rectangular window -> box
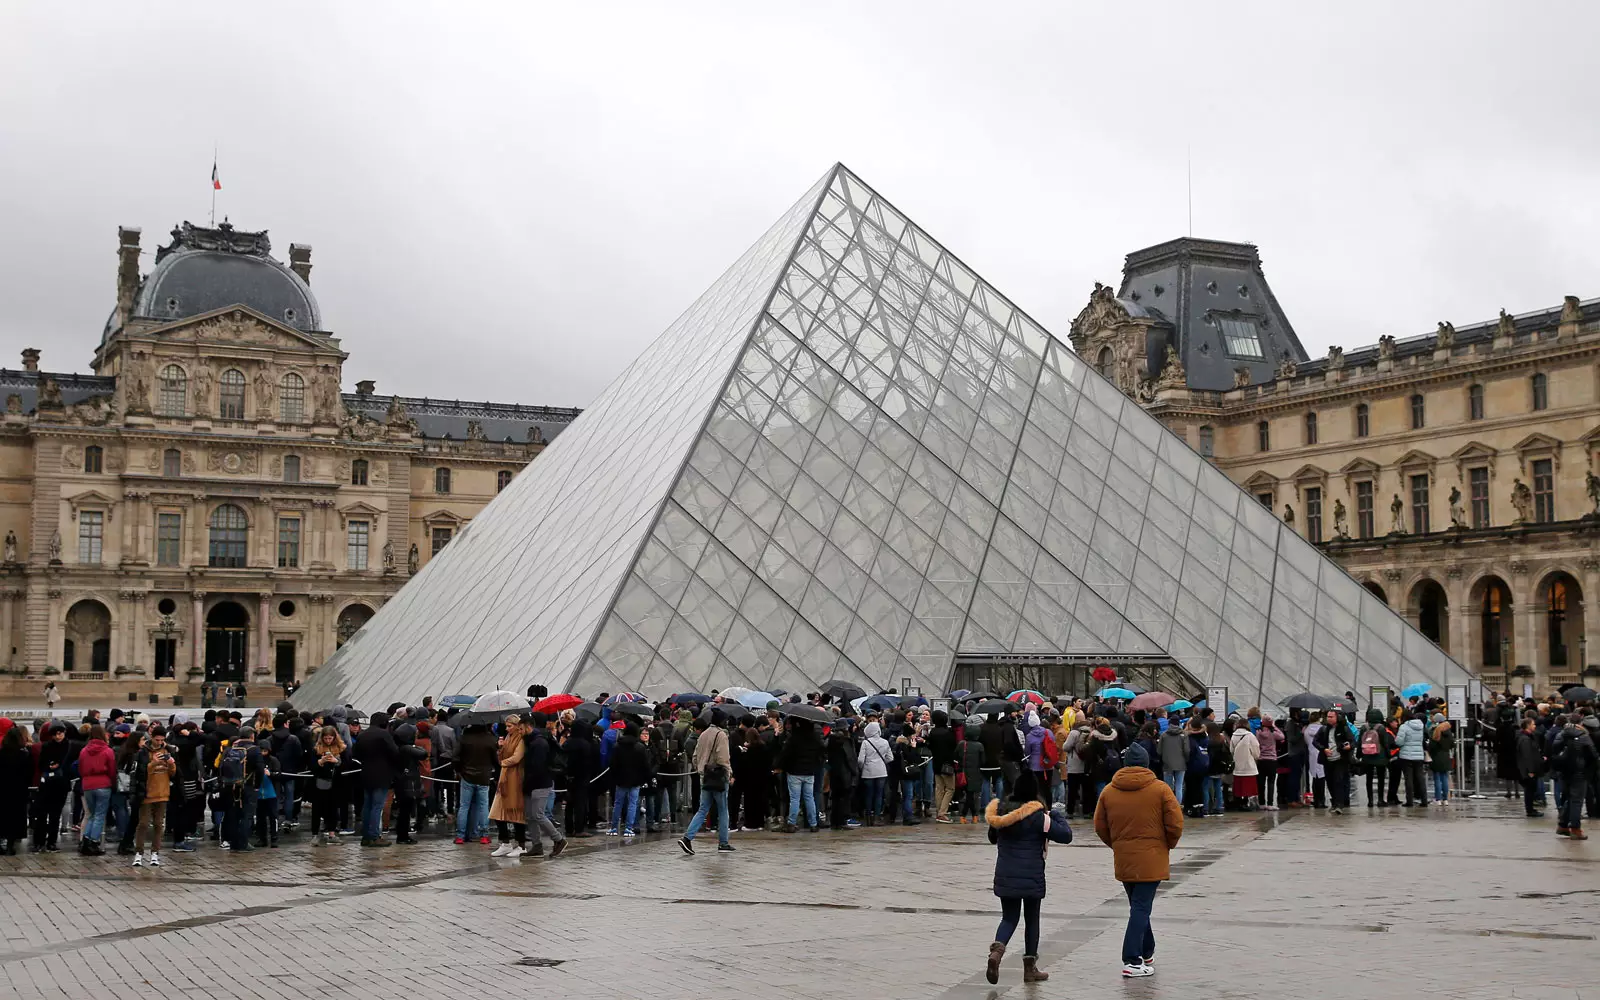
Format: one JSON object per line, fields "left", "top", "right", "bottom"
{"left": 431, "top": 526, "right": 453, "bottom": 556}
{"left": 1410, "top": 394, "right": 1426, "bottom": 429}
{"left": 1531, "top": 374, "right": 1548, "bottom": 412}
{"left": 435, "top": 467, "right": 452, "bottom": 494}
{"left": 157, "top": 513, "right": 182, "bottom": 566}
{"left": 283, "top": 455, "right": 300, "bottom": 483}
{"left": 1304, "top": 412, "right": 1318, "bottom": 445}
{"left": 1469, "top": 384, "right": 1484, "bottom": 421}
{"left": 1533, "top": 458, "right": 1555, "bottom": 523}
{"left": 162, "top": 449, "right": 182, "bottom": 478}
{"left": 277, "top": 517, "right": 300, "bottom": 568}
{"left": 1256, "top": 492, "right": 1273, "bottom": 509}
{"left": 497, "top": 469, "right": 514, "bottom": 492}
{"left": 351, "top": 460, "right": 369, "bottom": 486}
{"left": 1305, "top": 486, "right": 1322, "bottom": 543}
{"left": 84, "top": 446, "right": 102, "bottom": 473}
{"left": 1356, "top": 404, "right": 1369, "bottom": 438}
{"left": 1469, "top": 467, "right": 1490, "bottom": 529}
{"left": 1198, "top": 425, "right": 1214, "bottom": 458}
{"left": 347, "top": 520, "right": 369, "bottom": 571}
{"left": 1257, "top": 421, "right": 1270, "bottom": 452}
{"left": 1217, "top": 317, "right": 1264, "bottom": 360}
{"left": 219, "top": 370, "right": 246, "bottom": 420}
{"left": 78, "top": 511, "right": 104, "bottom": 564}
{"left": 1410, "top": 474, "right": 1430, "bottom": 534}
{"left": 1356, "top": 481, "right": 1374, "bottom": 540}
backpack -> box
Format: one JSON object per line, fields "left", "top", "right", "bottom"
{"left": 1550, "top": 734, "right": 1573, "bottom": 773}
{"left": 1360, "top": 727, "right": 1383, "bottom": 757}
{"left": 1187, "top": 737, "right": 1210, "bottom": 772}
{"left": 1102, "top": 742, "right": 1123, "bottom": 773}
{"left": 548, "top": 740, "right": 568, "bottom": 788}
{"left": 218, "top": 744, "right": 248, "bottom": 789}
{"left": 1040, "top": 731, "right": 1061, "bottom": 770}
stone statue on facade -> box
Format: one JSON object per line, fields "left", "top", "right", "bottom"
{"left": 38, "top": 378, "right": 63, "bottom": 409}
{"left": 1155, "top": 344, "right": 1186, "bottom": 389}
{"left": 1232, "top": 366, "right": 1252, "bottom": 389}
{"left": 2, "top": 530, "right": 14, "bottom": 563}
{"left": 6, "top": 394, "right": 21, "bottom": 415}
{"left": 1326, "top": 345, "right": 1344, "bottom": 370}
{"left": 1435, "top": 322, "right": 1455, "bottom": 350}
{"left": 48, "top": 529, "right": 62, "bottom": 563}
{"left": 192, "top": 366, "right": 213, "bottom": 409}
{"left": 1377, "top": 335, "right": 1397, "bottom": 361}
{"left": 1332, "top": 498, "right": 1349, "bottom": 539}
{"left": 1497, "top": 308, "right": 1516, "bottom": 338}
{"left": 1449, "top": 485, "right": 1466, "bottom": 528}
{"left": 1282, "top": 504, "right": 1295, "bottom": 525}
{"left": 1390, "top": 493, "right": 1405, "bottom": 534}
{"left": 1587, "top": 470, "right": 1600, "bottom": 516}
{"left": 407, "top": 543, "right": 419, "bottom": 575}
{"left": 1511, "top": 478, "right": 1533, "bottom": 523}
{"left": 254, "top": 369, "right": 275, "bottom": 410}
{"left": 382, "top": 538, "right": 395, "bottom": 571}
{"left": 385, "top": 395, "right": 409, "bottom": 425}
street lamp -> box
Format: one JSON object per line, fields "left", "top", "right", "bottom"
{"left": 156, "top": 614, "right": 177, "bottom": 680}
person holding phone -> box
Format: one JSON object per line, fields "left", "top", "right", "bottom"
{"left": 131, "top": 728, "right": 176, "bottom": 866}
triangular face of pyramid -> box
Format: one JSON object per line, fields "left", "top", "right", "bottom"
{"left": 294, "top": 164, "right": 1469, "bottom": 712}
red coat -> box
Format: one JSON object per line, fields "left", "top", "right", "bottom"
{"left": 77, "top": 738, "right": 117, "bottom": 792}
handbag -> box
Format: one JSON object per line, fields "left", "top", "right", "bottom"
{"left": 701, "top": 763, "right": 729, "bottom": 791}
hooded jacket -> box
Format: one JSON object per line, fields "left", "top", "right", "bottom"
{"left": 76, "top": 737, "right": 116, "bottom": 792}
{"left": 1158, "top": 726, "right": 1188, "bottom": 774}
{"left": 608, "top": 730, "right": 653, "bottom": 788}
{"left": 985, "top": 797, "right": 1072, "bottom": 898}
{"left": 1023, "top": 719, "right": 1050, "bottom": 772}
{"left": 1093, "top": 766, "right": 1184, "bottom": 882}
{"left": 1229, "top": 728, "right": 1261, "bottom": 777}
{"left": 926, "top": 714, "right": 958, "bottom": 774}
{"left": 353, "top": 715, "right": 402, "bottom": 790}
{"left": 857, "top": 722, "right": 892, "bottom": 779}
{"left": 1394, "top": 718, "right": 1426, "bottom": 761}
{"left": 453, "top": 725, "right": 500, "bottom": 787}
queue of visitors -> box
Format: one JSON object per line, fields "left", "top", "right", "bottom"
{"left": 0, "top": 686, "right": 1593, "bottom": 862}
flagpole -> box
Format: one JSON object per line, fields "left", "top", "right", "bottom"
{"left": 211, "top": 144, "right": 217, "bottom": 226}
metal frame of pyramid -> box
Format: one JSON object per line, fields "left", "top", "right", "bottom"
{"left": 293, "top": 163, "right": 1470, "bottom": 711}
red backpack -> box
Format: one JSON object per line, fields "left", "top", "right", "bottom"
{"left": 1041, "top": 731, "right": 1061, "bottom": 770}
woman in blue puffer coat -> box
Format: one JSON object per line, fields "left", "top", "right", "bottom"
{"left": 984, "top": 769, "right": 1071, "bottom": 985}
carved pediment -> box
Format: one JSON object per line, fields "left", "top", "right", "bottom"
{"left": 1243, "top": 470, "right": 1279, "bottom": 491}
{"left": 1339, "top": 456, "right": 1380, "bottom": 477}
{"left": 1513, "top": 432, "right": 1560, "bottom": 454}
{"left": 420, "top": 508, "right": 465, "bottom": 527}
{"left": 141, "top": 307, "right": 327, "bottom": 352}
{"left": 66, "top": 488, "right": 117, "bottom": 514}
{"left": 1289, "top": 463, "right": 1328, "bottom": 484}
{"left": 337, "top": 500, "right": 384, "bottom": 524}
{"left": 1068, "top": 282, "right": 1134, "bottom": 343}
{"left": 1451, "top": 440, "right": 1497, "bottom": 462}
{"left": 1394, "top": 448, "right": 1437, "bottom": 472}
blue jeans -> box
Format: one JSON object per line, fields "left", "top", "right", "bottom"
{"left": 109, "top": 790, "right": 131, "bottom": 844}
{"left": 900, "top": 779, "right": 919, "bottom": 820}
{"left": 1165, "top": 772, "right": 1185, "bottom": 802}
{"left": 1122, "top": 881, "right": 1159, "bottom": 965}
{"left": 1561, "top": 776, "right": 1587, "bottom": 830}
{"left": 864, "top": 777, "right": 886, "bottom": 817}
{"left": 276, "top": 777, "right": 297, "bottom": 822}
{"left": 82, "top": 787, "right": 111, "bottom": 842}
{"left": 611, "top": 785, "right": 640, "bottom": 832}
{"left": 457, "top": 782, "right": 490, "bottom": 839}
{"left": 787, "top": 773, "right": 817, "bottom": 827}
{"left": 361, "top": 787, "right": 387, "bottom": 840}
{"left": 1204, "top": 776, "right": 1224, "bottom": 814}
{"left": 1432, "top": 771, "right": 1449, "bottom": 802}
{"left": 981, "top": 773, "right": 1001, "bottom": 807}
{"left": 684, "top": 787, "right": 729, "bottom": 845}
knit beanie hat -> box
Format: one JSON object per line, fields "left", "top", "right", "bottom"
{"left": 1123, "top": 743, "right": 1150, "bottom": 769}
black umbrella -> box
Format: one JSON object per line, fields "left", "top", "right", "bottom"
{"left": 896, "top": 695, "right": 928, "bottom": 709}
{"left": 974, "top": 699, "right": 1017, "bottom": 715}
{"left": 962, "top": 690, "right": 1001, "bottom": 702}
{"left": 821, "top": 680, "right": 867, "bottom": 703}
{"left": 1328, "top": 696, "right": 1358, "bottom": 715}
{"left": 1564, "top": 686, "right": 1596, "bottom": 703}
{"left": 613, "top": 701, "right": 655, "bottom": 719}
{"left": 777, "top": 703, "right": 832, "bottom": 725}
{"left": 1282, "top": 693, "right": 1332, "bottom": 711}
{"left": 456, "top": 707, "right": 524, "bottom": 728}
{"left": 573, "top": 702, "right": 605, "bottom": 723}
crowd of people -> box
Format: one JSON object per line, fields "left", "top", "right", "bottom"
{"left": 0, "top": 686, "right": 1593, "bottom": 865}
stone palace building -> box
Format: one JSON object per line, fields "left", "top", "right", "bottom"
{"left": 1071, "top": 237, "right": 1600, "bottom": 695}
{"left": 0, "top": 221, "right": 577, "bottom": 701}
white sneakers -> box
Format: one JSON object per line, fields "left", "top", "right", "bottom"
{"left": 490, "top": 842, "right": 513, "bottom": 857}
{"left": 1121, "top": 963, "right": 1153, "bottom": 978}
{"left": 504, "top": 845, "right": 524, "bottom": 858}
{"left": 148, "top": 852, "right": 161, "bottom": 866}
{"left": 131, "top": 853, "right": 143, "bottom": 867}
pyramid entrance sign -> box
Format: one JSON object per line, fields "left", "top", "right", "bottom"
{"left": 292, "top": 164, "right": 1471, "bottom": 712}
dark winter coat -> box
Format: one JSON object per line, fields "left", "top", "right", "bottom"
{"left": 927, "top": 720, "right": 958, "bottom": 775}
{"left": 391, "top": 724, "right": 429, "bottom": 799}
{"left": 521, "top": 728, "right": 557, "bottom": 792}
{"left": 777, "top": 721, "right": 826, "bottom": 774}
{"left": 563, "top": 723, "right": 600, "bottom": 786}
{"left": 352, "top": 722, "right": 403, "bottom": 791}
{"left": 978, "top": 718, "right": 1010, "bottom": 770}
{"left": 1515, "top": 730, "right": 1545, "bottom": 778}
{"left": 986, "top": 798, "right": 1072, "bottom": 899}
{"left": 454, "top": 725, "right": 500, "bottom": 787}
{"left": 1553, "top": 725, "right": 1599, "bottom": 778}
{"left": 608, "top": 732, "right": 653, "bottom": 788}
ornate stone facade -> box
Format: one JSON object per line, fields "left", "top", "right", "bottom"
{"left": 1073, "top": 243, "right": 1600, "bottom": 695}
{"left": 0, "top": 222, "right": 578, "bottom": 701}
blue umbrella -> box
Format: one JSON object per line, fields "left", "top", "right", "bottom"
{"left": 670, "top": 692, "right": 712, "bottom": 706}
{"left": 1195, "top": 699, "right": 1241, "bottom": 713}
{"left": 1401, "top": 683, "right": 1431, "bottom": 699}
{"left": 737, "top": 690, "right": 777, "bottom": 709}
{"left": 861, "top": 694, "right": 900, "bottom": 714}
{"left": 948, "top": 689, "right": 973, "bottom": 702}
{"left": 1097, "top": 687, "right": 1136, "bottom": 699}
{"left": 1169, "top": 699, "right": 1194, "bottom": 711}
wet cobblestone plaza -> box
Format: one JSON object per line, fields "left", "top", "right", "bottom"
{"left": 1, "top": 796, "right": 1594, "bottom": 999}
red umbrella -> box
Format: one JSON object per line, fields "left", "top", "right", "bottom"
{"left": 1128, "top": 691, "right": 1176, "bottom": 711}
{"left": 1007, "top": 690, "right": 1046, "bottom": 706}
{"left": 532, "top": 693, "right": 582, "bottom": 714}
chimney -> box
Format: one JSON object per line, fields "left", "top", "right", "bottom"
{"left": 288, "top": 243, "right": 313, "bottom": 284}
{"left": 115, "top": 227, "right": 142, "bottom": 329}
{"left": 355, "top": 379, "right": 375, "bottom": 395}
{"left": 20, "top": 349, "right": 39, "bottom": 372}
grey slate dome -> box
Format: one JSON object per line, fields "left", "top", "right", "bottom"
{"left": 106, "top": 221, "right": 320, "bottom": 342}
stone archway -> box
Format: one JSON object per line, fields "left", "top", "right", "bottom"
{"left": 1410, "top": 579, "right": 1449, "bottom": 652}
{"left": 64, "top": 599, "right": 112, "bottom": 673}
{"left": 1472, "top": 575, "right": 1514, "bottom": 671}
{"left": 1540, "top": 571, "right": 1583, "bottom": 672}
{"left": 205, "top": 600, "right": 250, "bottom": 682}
{"left": 335, "top": 603, "right": 375, "bottom": 649}
{"left": 1362, "top": 580, "right": 1388, "bottom": 604}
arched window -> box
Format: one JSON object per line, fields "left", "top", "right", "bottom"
{"left": 208, "top": 503, "right": 249, "bottom": 568}
{"left": 219, "top": 368, "right": 246, "bottom": 419}
{"left": 1096, "top": 347, "right": 1114, "bottom": 380}
{"left": 1468, "top": 383, "right": 1484, "bottom": 421}
{"left": 1410, "top": 393, "right": 1425, "bottom": 429}
{"left": 1197, "top": 425, "right": 1214, "bottom": 458}
{"left": 283, "top": 455, "right": 301, "bottom": 483}
{"left": 83, "top": 445, "right": 102, "bottom": 473}
{"left": 435, "top": 467, "right": 452, "bottom": 494}
{"left": 1531, "top": 372, "right": 1548, "bottom": 412}
{"left": 497, "top": 469, "right": 514, "bottom": 492}
{"left": 1355, "top": 402, "right": 1370, "bottom": 437}
{"left": 1548, "top": 577, "right": 1569, "bottom": 666}
{"left": 1481, "top": 579, "right": 1511, "bottom": 666}
{"left": 157, "top": 364, "right": 187, "bottom": 416}
{"left": 1257, "top": 420, "right": 1270, "bottom": 453}
{"left": 162, "top": 448, "right": 182, "bottom": 478}
{"left": 1304, "top": 411, "right": 1318, "bottom": 445}
{"left": 351, "top": 459, "right": 369, "bottom": 486}
{"left": 279, "top": 372, "right": 305, "bottom": 423}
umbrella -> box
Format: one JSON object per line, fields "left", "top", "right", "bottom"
{"left": 573, "top": 702, "right": 605, "bottom": 723}
{"left": 605, "top": 692, "right": 646, "bottom": 705}
{"left": 1328, "top": 696, "right": 1358, "bottom": 715}
{"left": 1282, "top": 693, "right": 1332, "bottom": 711}
{"left": 669, "top": 692, "right": 712, "bottom": 706}
{"left": 276, "top": 700, "right": 295, "bottom": 714}
{"left": 1195, "top": 699, "right": 1241, "bottom": 713}
{"left": 821, "top": 680, "right": 867, "bottom": 703}
{"left": 456, "top": 689, "right": 530, "bottom": 726}
{"left": 1096, "top": 687, "right": 1136, "bottom": 700}
{"left": 612, "top": 701, "right": 655, "bottom": 719}
{"left": 962, "top": 690, "right": 1001, "bottom": 702}
{"left": 861, "top": 694, "right": 901, "bottom": 714}
{"left": 974, "top": 698, "right": 1017, "bottom": 716}
{"left": 897, "top": 695, "right": 928, "bottom": 709}
{"left": 947, "top": 689, "right": 972, "bottom": 702}
{"left": 439, "top": 694, "right": 479, "bottom": 710}
{"left": 1563, "top": 686, "right": 1596, "bottom": 703}
{"left": 1401, "top": 683, "right": 1432, "bottom": 699}
{"left": 777, "top": 703, "right": 832, "bottom": 725}
{"left": 1129, "top": 692, "right": 1177, "bottom": 711}
{"left": 532, "top": 693, "right": 583, "bottom": 714}
{"left": 1007, "top": 690, "right": 1047, "bottom": 706}
{"left": 717, "top": 685, "right": 755, "bottom": 702}
{"left": 738, "top": 691, "right": 777, "bottom": 709}
{"left": 1169, "top": 699, "right": 1194, "bottom": 711}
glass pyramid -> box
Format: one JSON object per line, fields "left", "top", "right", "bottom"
{"left": 293, "top": 164, "right": 1470, "bottom": 711}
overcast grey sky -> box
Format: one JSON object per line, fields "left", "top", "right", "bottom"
{"left": 3, "top": 2, "right": 1596, "bottom": 408}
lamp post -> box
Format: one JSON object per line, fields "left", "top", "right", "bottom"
{"left": 157, "top": 613, "right": 177, "bottom": 679}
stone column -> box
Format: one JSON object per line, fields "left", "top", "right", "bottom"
{"left": 254, "top": 591, "right": 272, "bottom": 678}
{"left": 1509, "top": 561, "right": 1534, "bottom": 687}
{"left": 129, "top": 591, "right": 146, "bottom": 675}
{"left": 0, "top": 589, "right": 14, "bottom": 669}
{"left": 1582, "top": 558, "right": 1600, "bottom": 675}
{"left": 1445, "top": 568, "right": 1469, "bottom": 668}
{"left": 47, "top": 587, "right": 64, "bottom": 673}
{"left": 191, "top": 590, "right": 206, "bottom": 678}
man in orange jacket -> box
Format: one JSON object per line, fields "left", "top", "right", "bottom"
{"left": 1093, "top": 742, "right": 1183, "bottom": 979}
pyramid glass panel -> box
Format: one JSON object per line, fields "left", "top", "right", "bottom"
{"left": 294, "top": 164, "right": 1474, "bottom": 712}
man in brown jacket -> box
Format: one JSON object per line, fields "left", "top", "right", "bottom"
{"left": 1093, "top": 743, "right": 1182, "bottom": 979}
